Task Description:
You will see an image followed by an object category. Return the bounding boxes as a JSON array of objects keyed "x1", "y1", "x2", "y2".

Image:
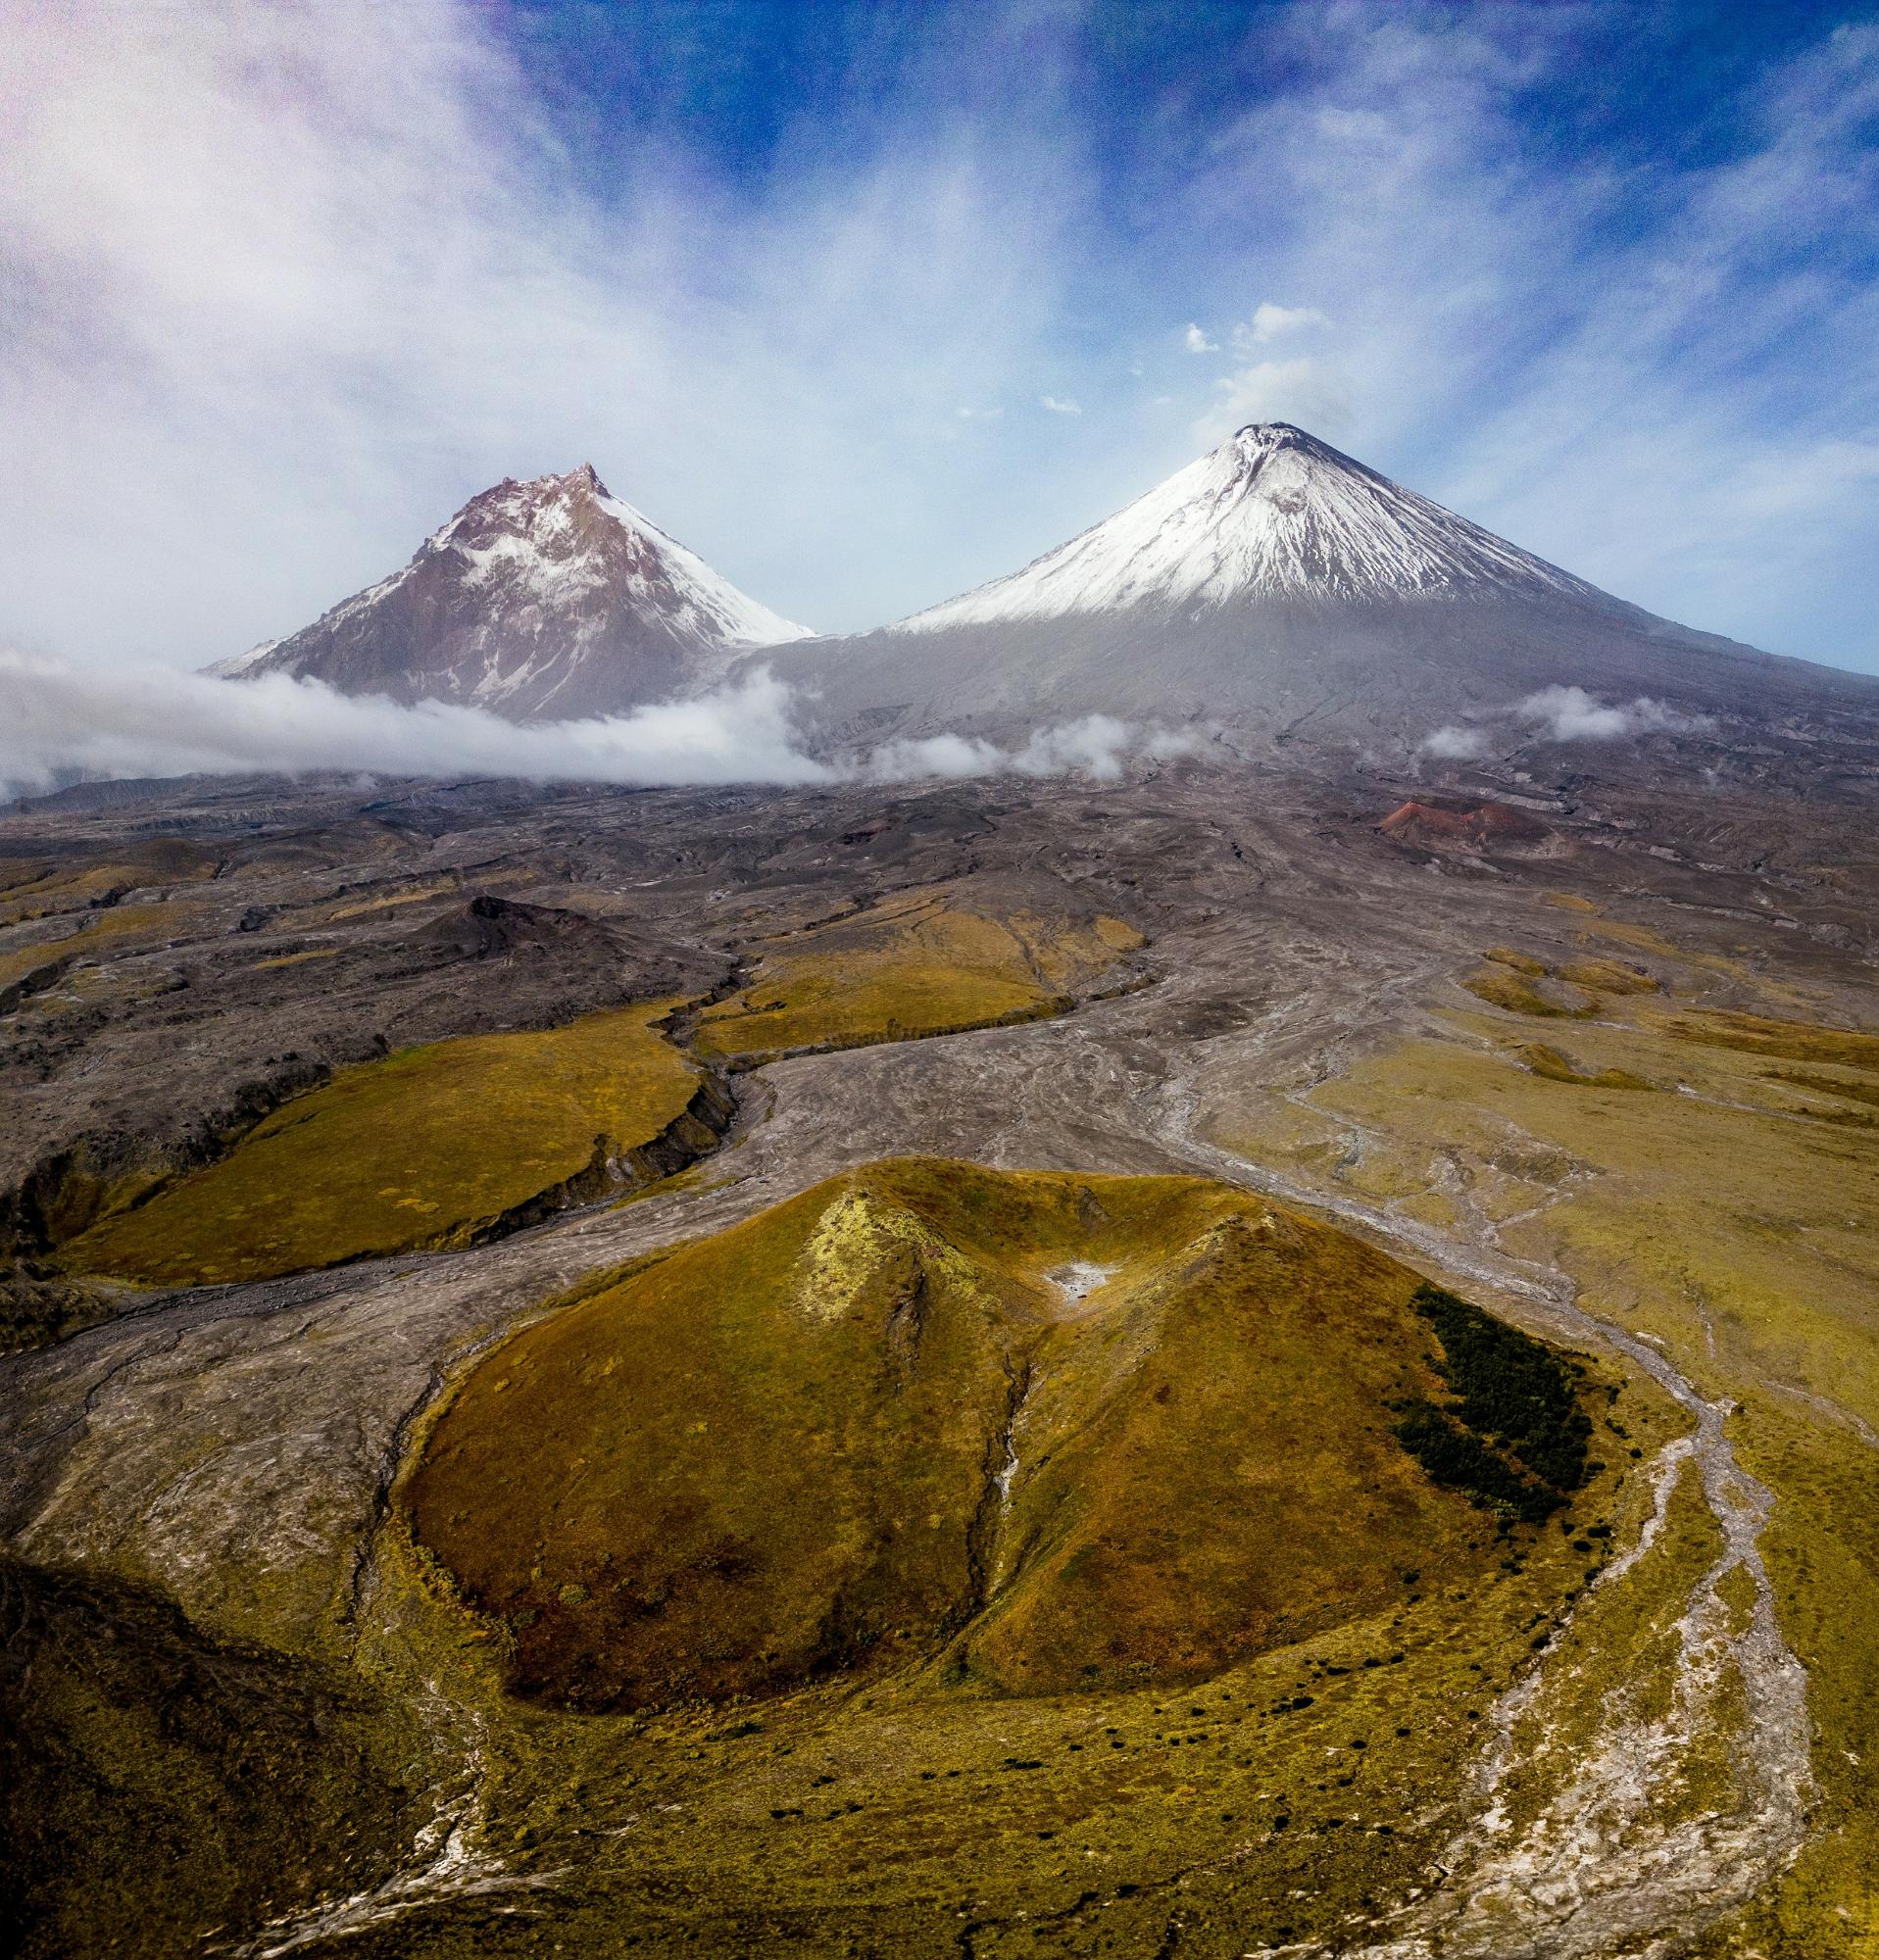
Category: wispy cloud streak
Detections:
[{"x1": 0, "y1": 655, "x2": 1205, "y2": 801}]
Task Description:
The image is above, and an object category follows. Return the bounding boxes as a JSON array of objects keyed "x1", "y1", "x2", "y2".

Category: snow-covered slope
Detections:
[
  {"x1": 761, "y1": 421, "x2": 1876, "y2": 749},
  {"x1": 895, "y1": 423, "x2": 1595, "y2": 629},
  {"x1": 209, "y1": 466, "x2": 809, "y2": 720}
]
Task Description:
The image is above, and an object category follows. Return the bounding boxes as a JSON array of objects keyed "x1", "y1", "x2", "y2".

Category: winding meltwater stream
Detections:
[
  {"x1": 171, "y1": 892, "x2": 1820, "y2": 1960},
  {"x1": 1149, "y1": 1069, "x2": 1816, "y2": 1960}
]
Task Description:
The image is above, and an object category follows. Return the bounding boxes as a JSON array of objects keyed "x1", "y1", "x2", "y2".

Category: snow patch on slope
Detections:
[
  {"x1": 203, "y1": 640, "x2": 284, "y2": 679},
  {"x1": 893, "y1": 423, "x2": 1597, "y2": 630},
  {"x1": 597, "y1": 489, "x2": 810, "y2": 649},
  {"x1": 426, "y1": 470, "x2": 811, "y2": 648}
]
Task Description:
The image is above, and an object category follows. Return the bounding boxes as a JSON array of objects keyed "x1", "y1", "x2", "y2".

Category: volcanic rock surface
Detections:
[
  {"x1": 2, "y1": 751, "x2": 1876, "y2": 1958},
  {"x1": 1378, "y1": 797, "x2": 1560, "y2": 857}
]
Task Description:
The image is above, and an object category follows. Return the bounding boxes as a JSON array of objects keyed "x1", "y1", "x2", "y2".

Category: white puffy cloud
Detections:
[
  {"x1": 864, "y1": 714, "x2": 1216, "y2": 783},
  {"x1": 864, "y1": 732, "x2": 1007, "y2": 780},
  {"x1": 1421, "y1": 723, "x2": 1492, "y2": 760},
  {"x1": 0, "y1": 657, "x2": 834, "y2": 798},
  {"x1": 1183, "y1": 322, "x2": 1219, "y2": 353},
  {"x1": 1141, "y1": 722, "x2": 1223, "y2": 761},
  {"x1": 1420, "y1": 685, "x2": 1721, "y2": 756},
  {"x1": 1515, "y1": 685, "x2": 1714, "y2": 742},
  {"x1": 1039, "y1": 395, "x2": 1083, "y2": 416},
  {"x1": 1010, "y1": 714, "x2": 1134, "y2": 778}
]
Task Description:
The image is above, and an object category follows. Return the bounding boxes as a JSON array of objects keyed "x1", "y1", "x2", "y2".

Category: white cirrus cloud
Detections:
[
  {"x1": 0, "y1": 0, "x2": 1098, "y2": 655},
  {"x1": 1159, "y1": 11, "x2": 1879, "y2": 669},
  {"x1": 3, "y1": 4, "x2": 1875, "y2": 675},
  {"x1": 1198, "y1": 357, "x2": 1350, "y2": 441}
]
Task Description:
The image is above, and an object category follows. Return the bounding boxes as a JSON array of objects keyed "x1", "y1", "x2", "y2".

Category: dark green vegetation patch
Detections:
[{"x1": 1391, "y1": 1283, "x2": 1593, "y2": 1523}]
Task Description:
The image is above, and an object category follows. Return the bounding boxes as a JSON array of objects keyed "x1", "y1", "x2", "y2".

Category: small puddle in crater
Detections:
[{"x1": 1044, "y1": 1260, "x2": 1118, "y2": 1306}]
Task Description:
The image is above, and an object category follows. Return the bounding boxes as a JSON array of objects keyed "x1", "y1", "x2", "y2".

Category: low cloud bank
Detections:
[
  {"x1": 1420, "y1": 722, "x2": 1493, "y2": 760},
  {"x1": 867, "y1": 716, "x2": 1210, "y2": 783},
  {"x1": 0, "y1": 654, "x2": 1209, "y2": 802},
  {"x1": 2, "y1": 657, "x2": 831, "y2": 795},
  {"x1": 1516, "y1": 685, "x2": 1713, "y2": 742},
  {"x1": 1422, "y1": 683, "x2": 1716, "y2": 759}
]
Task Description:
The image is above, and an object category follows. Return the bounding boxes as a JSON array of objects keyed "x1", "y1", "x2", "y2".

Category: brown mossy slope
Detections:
[
  {"x1": 406, "y1": 1159, "x2": 1587, "y2": 1713},
  {"x1": 1517, "y1": 1042, "x2": 1652, "y2": 1091},
  {"x1": 693, "y1": 887, "x2": 1141, "y2": 1060},
  {"x1": 1665, "y1": 1005, "x2": 1879, "y2": 1070},
  {"x1": 0, "y1": 1559, "x2": 422, "y2": 1960},
  {"x1": 0, "y1": 899, "x2": 202, "y2": 1004},
  {"x1": 0, "y1": 838, "x2": 223, "y2": 926},
  {"x1": 1464, "y1": 945, "x2": 1660, "y2": 1022},
  {"x1": 58, "y1": 1002, "x2": 704, "y2": 1288}
]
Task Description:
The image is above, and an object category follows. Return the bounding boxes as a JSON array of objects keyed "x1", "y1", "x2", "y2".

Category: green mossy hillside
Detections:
[
  {"x1": 694, "y1": 889, "x2": 1140, "y2": 1060},
  {"x1": 59, "y1": 1003, "x2": 703, "y2": 1287},
  {"x1": 406, "y1": 1159, "x2": 1595, "y2": 1714},
  {"x1": 1517, "y1": 1042, "x2": 1652, "y2": 1091}
]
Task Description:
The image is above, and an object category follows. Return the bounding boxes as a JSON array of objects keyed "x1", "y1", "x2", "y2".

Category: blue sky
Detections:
[{"x1": 4, "y1": 0, "x2": 1877, "y2": 670}]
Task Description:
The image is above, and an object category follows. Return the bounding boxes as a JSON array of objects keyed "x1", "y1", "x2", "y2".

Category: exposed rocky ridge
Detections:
[{"x1": 208, "y1": 465, "x2": 809, "y2": 719}]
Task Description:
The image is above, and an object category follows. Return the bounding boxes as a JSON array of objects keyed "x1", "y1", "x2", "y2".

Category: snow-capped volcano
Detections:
[
  {"x1": 759, "y1": 422, "x2": 1876, "y2": 748},
  {"x1": 210, "y1": 466, "x2": 810, "y2": 720},
  {"x1": 895, "y1": 423, "x2": 1594, "y2": 629}
]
